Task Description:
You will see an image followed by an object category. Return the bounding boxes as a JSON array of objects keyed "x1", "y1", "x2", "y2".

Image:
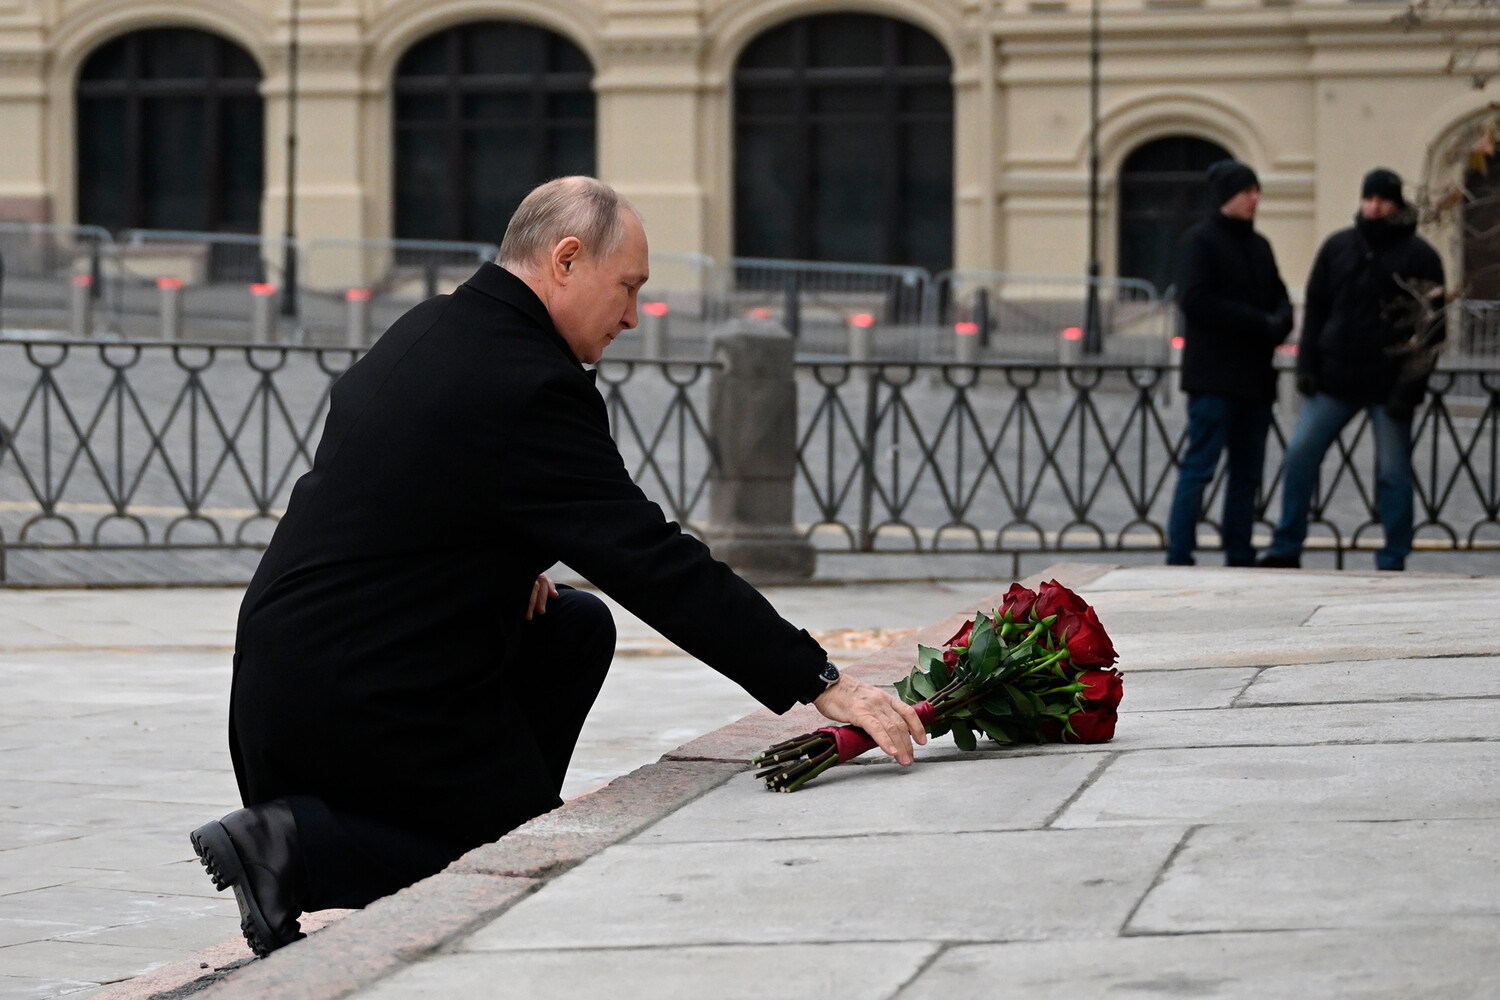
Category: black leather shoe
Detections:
[
  {"x1": 1256, "y1": 552, "x2": 1301, "y2": 569},
  {"x1": 191, "y1": 800, "x2": 308, "y2": 957}
]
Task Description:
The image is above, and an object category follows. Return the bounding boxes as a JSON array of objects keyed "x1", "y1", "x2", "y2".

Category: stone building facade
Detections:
[{"x1": 0, "y1": 0, "x2": 1493, "y2": 296}]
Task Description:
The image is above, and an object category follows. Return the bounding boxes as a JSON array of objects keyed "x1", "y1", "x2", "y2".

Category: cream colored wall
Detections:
[{"x1": 0, "y1": 0, "x2": 1494, "y2": 294}]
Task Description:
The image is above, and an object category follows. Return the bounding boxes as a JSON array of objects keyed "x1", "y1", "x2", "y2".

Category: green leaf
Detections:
[
  {"x1": 1006, "y1": 683, "x2": 1035, "y2": 717},
  {"x1": 951, "y1": 724, "x2": 978, "y2": 752},
  {"x1": 929, "y1": 658, "x2": 952, "y2": 689},
  {"x1": 1027, "y1": 691, "x2": 1048, "y2": 716},
  {"x1": 975, "y1": 718, "x2": 1013, "y2": 744},
  {"x1": 916, "y1": 645, "x2": 944, "y2": 673},
  {"x1": 980, "y1": 694, "x2": 1013, "y2": 715},
  {"x1": 910, "y1": 669, "x2": 938, "y2": 699},
  {"x1": 966, "y1": 614, "x2": 1003, "y2": 675},
  {"x1": 927, "y1": 722, "x2": 951, "y2": 739},
  {"x1": 893, "y1": 677, "x2": 913, "y2": 703}
]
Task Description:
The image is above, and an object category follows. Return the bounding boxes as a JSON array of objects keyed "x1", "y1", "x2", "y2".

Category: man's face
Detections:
[
  {"x1": 550, "y1": 212, "x2": 650, "y2": 365},
  {"x1": 1361, "y1": 195, "x2": 1399, "y2": 221},
  {"x1": 1220, "y1": 186, "x2": 1260, "y2": 221}
]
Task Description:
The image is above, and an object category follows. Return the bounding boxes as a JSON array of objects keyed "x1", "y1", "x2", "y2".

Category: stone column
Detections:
[{"x1": 704, "y1": 320, "x2": 815, "y2": 582}]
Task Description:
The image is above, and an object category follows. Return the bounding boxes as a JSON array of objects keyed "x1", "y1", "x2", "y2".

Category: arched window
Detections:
[
  {"x1": 393, "y1": 22, "x2": 594, "y2": 244},
  {"x1": 734, "y1": 14, "x2": 953, "y2": 271},
  {"x1": 77, "y1": 28, "x2": 263, "y2": 233},
  {"x1": 1117, "y1": 136, "x2": 1231, "y2": 295}
]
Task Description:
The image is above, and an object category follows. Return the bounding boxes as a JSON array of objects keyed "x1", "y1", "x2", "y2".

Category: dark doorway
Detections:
[
  {"x1": 733, "y1": 13, "x2": 953, "y2": 272},
  {"x1": 393, "y1": 22, "x2": 595, "y2": 245},
  {"x1": 1117, "y1": 136, "x2": 1232, "y2": 295}
]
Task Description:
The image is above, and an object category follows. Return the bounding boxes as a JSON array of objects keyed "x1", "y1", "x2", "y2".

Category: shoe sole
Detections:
[{"x1": 190, "y1": 820, "x2": 295, "y2": 958}]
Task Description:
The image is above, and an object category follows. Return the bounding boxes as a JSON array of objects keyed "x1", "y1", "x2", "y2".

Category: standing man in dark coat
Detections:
[
  {"x1": 189, "y1": 177, "x2": 926, "y2": 957},
  {"x1": 1166, "y1": 159, "x2": 1295, "y2": 566},
  {"x1": 1258, "y1": 168, "x2": 1445, "y2": 571}
]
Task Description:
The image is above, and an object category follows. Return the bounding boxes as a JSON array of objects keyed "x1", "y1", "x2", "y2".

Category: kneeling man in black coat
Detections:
[{"x1": 189, "y1": 176, "x2": 926, "y2": 957}]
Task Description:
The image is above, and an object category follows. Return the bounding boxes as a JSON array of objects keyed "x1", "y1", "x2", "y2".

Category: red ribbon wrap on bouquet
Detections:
[{"x1": 817, "y1": 700, "x2": 937, "y2": 762}]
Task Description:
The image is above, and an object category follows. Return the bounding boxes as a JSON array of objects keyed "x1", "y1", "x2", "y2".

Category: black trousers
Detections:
[{"x1": 280, "y1": 586, "x2": 615, "y2": 911}]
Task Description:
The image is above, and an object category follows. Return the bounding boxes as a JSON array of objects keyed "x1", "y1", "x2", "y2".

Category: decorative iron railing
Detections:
[{"x1": 2, "y1": 335, "x2": 1498, "y2": 583}]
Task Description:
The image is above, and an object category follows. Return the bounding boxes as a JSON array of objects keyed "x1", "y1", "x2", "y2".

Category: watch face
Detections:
[{"x1": 820, "y1": 663, "x2": 840, "y2": 685}]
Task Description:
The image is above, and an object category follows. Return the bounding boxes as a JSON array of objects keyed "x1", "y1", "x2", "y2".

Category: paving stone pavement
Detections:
[
  {"x1": 6, "y1": 563, "x2": 1500, "y2": 999},
  {"x1": 0, "y1": 576, "x2": 1005, "y2": 999}
]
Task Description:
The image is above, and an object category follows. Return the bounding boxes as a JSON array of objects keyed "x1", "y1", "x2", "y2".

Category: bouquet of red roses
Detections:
[{"x1": 754, "y1": 580, "x2": 1122, "y2": 792}]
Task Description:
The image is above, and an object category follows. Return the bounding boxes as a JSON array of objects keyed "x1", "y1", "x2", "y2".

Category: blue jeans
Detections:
[
  {"x1": 1167, "y1": 394, "x2": 1273, "y2": 566},
  {"x1": 1265, "y1": 393, "x2": 1414, "y2": 570}
]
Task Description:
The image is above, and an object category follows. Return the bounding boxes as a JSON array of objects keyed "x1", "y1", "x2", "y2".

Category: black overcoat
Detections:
[
  {"x1": 1175, "y1": 212, "x2": 1293, "y2": 401},
  {"x1": 230, "y1": 263, "x2": 826, "y2": 845}
]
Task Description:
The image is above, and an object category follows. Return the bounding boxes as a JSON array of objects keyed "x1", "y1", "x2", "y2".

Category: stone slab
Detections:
[
  {"x1": 899, "y1": 923, "x2": 1500, "y2": 1000},
  {"x1": 350, "y1": 943, "x2": 940, "y2": 1000},
  {"x1": 1123, "y1": 666, "x2": 1259, "y2": 711},
  {"x1": 1241, "y1": 654, "x2": 1500, "y2": 704},
  {"x1": 1128, "y1": 820, "x2": 1500, "y2": 933},
  {"x1": 1114, "y1": 697, "x2": 1500, "y2": 749},
  {"x1": 465, "y1": 826, "x2": 1184, "y2": 950},
  {"x1": 637, "y1": 752, "x2": 1105, "y2": 843},
  {"x1": 1057, "y1": 743, "x2": 1500, "y2": 827}
]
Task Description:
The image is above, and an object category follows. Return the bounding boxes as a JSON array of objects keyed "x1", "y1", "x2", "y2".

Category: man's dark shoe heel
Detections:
[
  {"x1": 190, "y1": 803, "x2": 307, "y2": 958},
  {"x1": 1255, "y1": 553, "x2": 1301, "y2": 569}
]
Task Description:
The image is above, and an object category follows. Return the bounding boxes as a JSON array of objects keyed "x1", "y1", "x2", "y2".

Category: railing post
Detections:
[
  {"x1": 782, "y1": 272, "x2": 800, "y2": 339},
  {"x1": 70, "y1": 273, "x2": 93, "y2": 338},
  {"x1": 974, "y1": 287, "x2": 991, "y2": 347},
  {"x1": 345, "y1": 287, "x2": 371, "y2": 347},
  {"x1": 157, "y1": 277, "x2": 183, "y2": 341},
  {"x1": 250, "y1": 283, "x2": 277, "y2": 344},
  {"x1": 641, "y1": 301, "x2": 668, "y2": 358},
  {"x1": 705, "y1": 318, "x2": 815, "y2": 582},
  {"x1": 847, "y1": 312, "x2": 874, "y2": 362}
]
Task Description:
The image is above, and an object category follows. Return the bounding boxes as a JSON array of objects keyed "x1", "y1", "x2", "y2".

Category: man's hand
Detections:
[
  {"x1": 526, "y1": 573, "x2": 558, "y2": 621},
  {"x1": 813, "y1": 676, "x2": 928, "y2": 765}
]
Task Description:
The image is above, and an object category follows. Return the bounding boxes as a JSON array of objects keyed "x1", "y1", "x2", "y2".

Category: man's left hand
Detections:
[{"x1": 813, "y1": 676, "x2": 927, "y2": 765}]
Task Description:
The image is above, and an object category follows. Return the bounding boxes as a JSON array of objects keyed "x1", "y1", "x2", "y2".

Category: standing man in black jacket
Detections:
[
  {"x1": 1258, "y1": 168, "x2": 1445, "y2": 571},
  {"x1": 1166, "y1": 159, "x2": 1294, "y2": 566},
  {"x1": 189, "y1": 177, "x2": 927, "y2": 958}
]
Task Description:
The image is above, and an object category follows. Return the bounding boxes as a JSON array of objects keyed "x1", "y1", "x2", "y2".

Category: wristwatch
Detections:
[{"x1": 799, "y1": 660, "x2": 841, "y2": 704}]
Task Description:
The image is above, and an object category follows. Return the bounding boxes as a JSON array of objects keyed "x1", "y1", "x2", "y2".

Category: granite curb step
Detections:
[{"x1": 86, "y1": 563, "x2": 1117, "y2": 1000}]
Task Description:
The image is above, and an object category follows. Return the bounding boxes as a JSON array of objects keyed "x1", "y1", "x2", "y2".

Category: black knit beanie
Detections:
[
  {"x1": 1361, "y1": 167, "x2": 1406, "y2": 208},
  {"x1": 1206, "y1": 159, "x2": 1259, "y2": 208}
]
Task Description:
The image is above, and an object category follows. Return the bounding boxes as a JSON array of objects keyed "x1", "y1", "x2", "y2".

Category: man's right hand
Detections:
[{"x1": 813, "y1": 676, "x2": 927, "y2": 765}]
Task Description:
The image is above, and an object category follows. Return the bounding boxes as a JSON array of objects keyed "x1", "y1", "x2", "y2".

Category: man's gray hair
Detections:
[{"x1": 497, "y1": 176, "x2": 637, "y2": 272}]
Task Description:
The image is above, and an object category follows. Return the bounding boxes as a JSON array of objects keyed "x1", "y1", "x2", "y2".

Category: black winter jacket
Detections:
[
  {"x1": 1297, "y1": 209, "x2": 1445, "y2": 409},
  {"x1": 1176, "y1": 212, "x2": 1294, "y2": 401}
]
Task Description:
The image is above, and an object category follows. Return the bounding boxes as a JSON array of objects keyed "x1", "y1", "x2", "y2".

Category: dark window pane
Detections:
[
  {"x1": 813, "y1": 88, "x2": 883, "y2": 116},
  {"x1": 738, "y1": 25, "x2": 796, "y2": 70},
  {"x1": 221, "y1": 95, "x2": 263, "y2": 230},
  {"x1": 395, "y1": 128, "x2": 451, "y2": 240},
  {"x1": 398, "y1": 35, "x2": 449, "y2": 78},
  {"x1": 397, "y1": 94, "x2": 448, "y2": 122},
  {"x1": 220, "y1": 41, "x2": 261, "y2": 80},
  {"x1": 809, "y1": 15, "x2": 885, "y2": 68},
  {"x1": 732, "y1": 13, "x2": 952, "y2": 269},
  {"x1": 464, "y1": 22, "x2": 538, "y2": 76},
  {"x1": 735, "y1": 123, "x2": 796, "y2": 258},
  {"x1": 140, "y1": 30, "x2": 209, "y2": 80},
  {"x1": 77, "y1": 99, "x2": 128, "y2": 230},
  {"x1": 547, "y1": 91, "x2": 593, "y2": 121},
  {"x1": 141, "y1": 97, "x2": 207, "y2": 229},
  {"x1": 551, "y1": 125, "x2": 594, "y2": 178},
  {"x1": 550, "y1": 37, "x2": 592, "y2": 74},
  {"x1": 901, "y1": 28, "x2": 950, "y2": 68},
  {"x1": 463, "y1": 93, "x2": 530, "y2": 121},
  {"x1": 812, "y1": 122, "x2": 882, "y2": 262},
  {"x1": 394, "y1": 22, "x2": 595, "y2": 242},
  {"x1": 80, "y1": 37, "x2": 129, "y2": 81}
]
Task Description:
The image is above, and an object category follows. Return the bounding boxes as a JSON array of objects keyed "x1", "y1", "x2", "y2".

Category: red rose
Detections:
[
  {"x1": 1054, "y1": 605, "x2": 1118, "y2": 668},
  {"x1": 996, "y1": 583, "x2": 1038, "y2": 623},
  {"x1": 944, "y1": 618, "x2": 975, "y2": 649},
  {"x1": 1034, "y1": 580, "x2": 1089, "y2": 620},
  {"x1": 1077, "y1": 668, "x2": 1124, "y2": 711},
  {"x1": 1065, "y1": 707, "x2": 1117, "y2": 743}
]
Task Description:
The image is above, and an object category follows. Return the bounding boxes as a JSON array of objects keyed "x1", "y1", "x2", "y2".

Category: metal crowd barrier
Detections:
[{"x1": 3, "y1": 334, "x2": 1498, "y2": 583}]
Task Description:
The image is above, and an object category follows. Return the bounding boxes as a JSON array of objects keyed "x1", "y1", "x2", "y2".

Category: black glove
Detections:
[{"x1": 1295, "y1": 370, "x2": 1319, "y2": 397}]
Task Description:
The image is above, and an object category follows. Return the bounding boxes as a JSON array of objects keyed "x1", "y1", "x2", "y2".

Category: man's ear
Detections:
[{"x1": 551, "y1": 237, "x2": 583, "y2": 282}]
